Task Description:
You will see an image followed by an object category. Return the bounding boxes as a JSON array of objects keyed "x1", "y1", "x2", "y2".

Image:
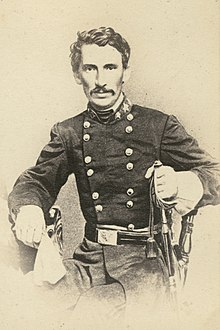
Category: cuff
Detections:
[{"x1": 174, "y1": 171, "x2": 203, "y2": 215}]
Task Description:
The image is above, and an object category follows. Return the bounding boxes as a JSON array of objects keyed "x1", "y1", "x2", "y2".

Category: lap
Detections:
[
  {"x1": 9, "y1": 238, "x2": 171, "y2": 328},
  {"x1": 50, "y1": 239, "x2": 169, "y2": 311}
]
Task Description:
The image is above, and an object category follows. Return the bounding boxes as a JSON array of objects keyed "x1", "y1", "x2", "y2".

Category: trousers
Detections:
[
  {"x1": 11, "y1": 232, "x2": 173, "y2": 329},
  {"x1": 38, "y1": 237, "x2": 170, "y2": 329}
]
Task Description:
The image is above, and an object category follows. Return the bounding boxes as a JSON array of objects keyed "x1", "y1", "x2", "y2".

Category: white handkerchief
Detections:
[{"x1": 33, "y1": 233, "x2": 66, "y2": 285}]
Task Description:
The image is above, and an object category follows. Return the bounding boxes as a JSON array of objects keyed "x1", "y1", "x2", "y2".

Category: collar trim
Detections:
[{"x1": 87, "y1": 96, "x2": 132, "y2": 124}]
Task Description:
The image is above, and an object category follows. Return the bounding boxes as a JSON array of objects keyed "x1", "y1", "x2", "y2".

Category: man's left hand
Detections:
[
  {"x1": 146, "y1": 164, "x2": 178, "y2": 201},
  {"x1": 155, "y1": 166, "x2": 178, "y2": 200}
]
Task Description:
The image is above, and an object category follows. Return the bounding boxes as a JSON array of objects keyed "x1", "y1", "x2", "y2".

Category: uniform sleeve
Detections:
[
  {"x1": 160, "y1": 115, "x2": 220, "y2": 208},
  {"x1": 8, "y1": 123, "x2": 71, "y2": 219}
]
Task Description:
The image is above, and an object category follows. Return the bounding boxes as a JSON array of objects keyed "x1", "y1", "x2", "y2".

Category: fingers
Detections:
[
  {"x1": 14, "y1": 205, "x2": 45, "y2": 248},
  {"x1": 14, "y1": 222, "x2": 44, "y2": 248},
  {"x1": 26, "y1": 227, "x2": 36, "y2": 246},
  {"x1": 155, "y1": 166, "x2": 178, "y2": 200},
  {"x1": 33, "y1": 225, "x2": 44, "y2": 244},
  {"x1": 145, "y1": 163, "x2": 155, "y2": 179},
  {"x1": 145, "y1": 160, "x2": 163, "y2": 179}
]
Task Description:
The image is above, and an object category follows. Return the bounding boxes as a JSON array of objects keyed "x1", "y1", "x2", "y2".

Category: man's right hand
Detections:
[{"x1": 13, "y1": 205, "x2": 46, "y2": 248}]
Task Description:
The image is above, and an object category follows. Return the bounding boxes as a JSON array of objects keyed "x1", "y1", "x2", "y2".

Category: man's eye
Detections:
[
  {"x1": 106, "y1": 65, "x2": 117, "y2": 71},
  {"x1": 84, "y1": 66, "x2": 95, "y2": 72}
]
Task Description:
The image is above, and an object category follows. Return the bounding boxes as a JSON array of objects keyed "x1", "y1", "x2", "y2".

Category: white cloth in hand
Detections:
[{"x1": 33, "y1": 232, "x2": 66, "y2": 285}]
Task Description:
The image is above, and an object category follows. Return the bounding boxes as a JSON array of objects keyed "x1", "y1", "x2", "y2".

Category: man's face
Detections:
[{"x1": 74, "y1": 44, "x2": 130, "y2": 110}]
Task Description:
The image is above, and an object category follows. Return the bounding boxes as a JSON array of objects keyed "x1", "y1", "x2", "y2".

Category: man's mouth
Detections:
[{"x1": 91, "y1": 88, "x2": 114, "y2": 98}]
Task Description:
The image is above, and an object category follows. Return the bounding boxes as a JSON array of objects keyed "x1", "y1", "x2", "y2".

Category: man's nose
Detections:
[{"x1": 95, "y1": 70, "x2": 106, "y2": 87}]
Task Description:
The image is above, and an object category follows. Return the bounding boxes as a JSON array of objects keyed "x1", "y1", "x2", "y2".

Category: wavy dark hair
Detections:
[{"x1": 70, "y1": 27, "x2": 130, "y2": 73}]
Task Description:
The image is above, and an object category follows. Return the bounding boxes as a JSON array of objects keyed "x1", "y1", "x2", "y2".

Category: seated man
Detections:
[{"x1": 8, "y1": 27, "x2": 220, "y2": 325}]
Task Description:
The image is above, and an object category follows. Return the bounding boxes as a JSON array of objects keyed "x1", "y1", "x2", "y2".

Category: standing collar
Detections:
[{"x1": 87, "y1": 94, "x2": 133, "y2": 124}]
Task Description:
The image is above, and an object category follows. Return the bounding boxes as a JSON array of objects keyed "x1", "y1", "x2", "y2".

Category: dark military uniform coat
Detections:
[{"x1": 8, "y1": 98, "x2": 220, "y2": 319}]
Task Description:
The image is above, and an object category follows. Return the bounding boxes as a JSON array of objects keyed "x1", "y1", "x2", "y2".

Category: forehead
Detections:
[{"x1": 80, "y1": 44, "x2": 122, "y2": 65}]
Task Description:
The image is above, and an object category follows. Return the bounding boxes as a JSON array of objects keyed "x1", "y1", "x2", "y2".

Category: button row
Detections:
[
  {"x1": 85, "y1": 149, "x2": 133, "y2": 165},
  {"x1": 84, "y1": 127, "x2": 133, "y2": 139},
  {"x1": 91, "y1": 186, "x2": 135, "y2": 211},
  {"x1": 87, "y1": 163, "x2": 134, "y2": 176},
  {"x1": 94, "y1": 201, "x2": 134, "y2": 213},
  {"x1": 92, "y1": 187, "x2": 134, "y2": 200},
  {"x1": 92, "y1": 187, "x2": 135, "y2": 212},
  {"x1": 92, "y1": 189, "x2": 134, "y2": 200},
  {"x1": 84, "y1": 112, "x2": 133, "y2": 126}
]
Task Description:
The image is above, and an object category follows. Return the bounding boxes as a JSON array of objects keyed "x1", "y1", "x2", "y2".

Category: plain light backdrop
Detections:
[
  {"x1": 1, "y1": 0, "x2": 219, "y2": 188},
  {"x1": 0, "y1": 1, "x2": 219, "y2": 329}
]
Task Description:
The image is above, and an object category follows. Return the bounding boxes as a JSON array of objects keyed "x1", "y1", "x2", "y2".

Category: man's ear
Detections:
[
  {"x1": 122, "y1": 66, "x2": 131, "y2": 84},
  {"x1": 74, "y1": 71, "x2": 82, "y2": 85}
]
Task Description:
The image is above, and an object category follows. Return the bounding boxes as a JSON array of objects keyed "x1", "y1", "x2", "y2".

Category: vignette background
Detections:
[{"x1": 0, "y1": 1, "x2": 219, "y2": 329}]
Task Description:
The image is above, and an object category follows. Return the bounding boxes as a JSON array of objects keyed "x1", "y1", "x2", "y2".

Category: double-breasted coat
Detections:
[{"x1": 8, "y1": 98, "x2": 220, "y2": 319}]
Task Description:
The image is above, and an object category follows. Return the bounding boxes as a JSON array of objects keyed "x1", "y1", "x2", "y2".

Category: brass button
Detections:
[
  {"x1": 125, "y1": 126, "x2": 133, "y2": 134},
  {"x1": 125, "y1": 148, "x2": 133, "y2": 156},
  {"x1": 126, "y1": 162, "x2": 134, "y2": 171},
  {"x1": 127, "y1": 113, "x2": 134, "y2": 121},
  {"x1": 85, "y1": 156, "x2": 92, "y2": 164},
  {"x1": 126, "y1": 201, "x2": 134, "y2": 208},
  {"x1": 127, "y1": 188, "x2": 134, "y2": 196},
  {"x1": 87, "y1": 169, "x2": 94, "y2": 177},
  {"x1": 128, "y1": 223, "x2": 135, "y2": 230},
  {"x1": 92, "y1": 192, "x2": 99, "y2": 200},
  {"x1": 83, "y1": 134, "x2": 90, "y2": 142},
  {"x1": 95, "y1": 204, "x2": 103, "y2": 212},
  {"x1": 83, "y1": 121, "x2": 91, "y2": 128}
]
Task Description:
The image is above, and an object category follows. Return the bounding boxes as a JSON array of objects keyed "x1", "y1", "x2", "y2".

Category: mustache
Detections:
[{"x1": 90, "y1": 86, "x2": 115, "y2": 95}]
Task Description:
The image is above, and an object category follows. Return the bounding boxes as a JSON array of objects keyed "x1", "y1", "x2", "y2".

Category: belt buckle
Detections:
[{"x1": 97, "y1": 229, "x2": 118, "y2": 245}]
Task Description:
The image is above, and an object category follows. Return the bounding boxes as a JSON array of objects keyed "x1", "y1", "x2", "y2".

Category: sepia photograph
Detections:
[{"x1": 1, "y1": 1, "x2": 219, "y2": 329}]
